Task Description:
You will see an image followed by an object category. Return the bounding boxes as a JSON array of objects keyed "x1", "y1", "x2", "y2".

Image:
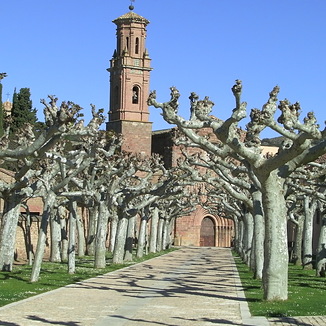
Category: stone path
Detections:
[{"x1": 0, "y1": 247, "x2": 325, "y2": 326}]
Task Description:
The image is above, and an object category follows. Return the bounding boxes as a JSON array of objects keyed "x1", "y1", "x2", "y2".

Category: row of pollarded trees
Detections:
[
  {"x1": 148, "y1": 80, "x2": 326, "y2": 301},
  {"x1": 0, "y1": 95, "x2": 197, "y2": 282}
]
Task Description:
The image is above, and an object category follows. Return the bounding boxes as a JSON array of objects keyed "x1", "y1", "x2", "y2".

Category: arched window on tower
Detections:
[
  {"x1": 126, "y1": 37, "x2": 129, "y2": 51},
  {"x1": 132, "y1": 86, "x2": 139, "y2": 104},
  {"x1": 135, "y1": 37, "x2": 139, "y2": 54}
]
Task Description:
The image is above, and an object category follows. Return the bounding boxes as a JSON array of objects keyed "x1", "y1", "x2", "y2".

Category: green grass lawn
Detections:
[
  {"x1": 234, "y1": 254, "x2": 326, "y2": 317},
  {"x1": 0, "y1": 249, "x2": 175, "y2": 307}
]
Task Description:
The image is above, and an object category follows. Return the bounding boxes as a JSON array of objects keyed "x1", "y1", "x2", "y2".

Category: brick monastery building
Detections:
[{"x1": 106, "y1": 7, "x2": 234, "y2": 247}]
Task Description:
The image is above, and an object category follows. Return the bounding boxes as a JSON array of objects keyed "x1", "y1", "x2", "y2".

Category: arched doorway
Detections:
[{"x1": 200, "y1": 217, "x2": 215, "y2": 247}]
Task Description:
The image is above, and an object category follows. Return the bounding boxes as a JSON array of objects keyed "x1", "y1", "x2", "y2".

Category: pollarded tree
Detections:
[
  {"x1": 148, "y1": 81, "x2": 326, "y2": 301},
  {"x1": 0, "y1": 95, "x2": 84, "y2": 272},
  {"x1": 286, "y1": 161, "x2": 326, "y2": 273},
  {"x1": 29, "y1": 104, "x2": 107, "y2": 281}
]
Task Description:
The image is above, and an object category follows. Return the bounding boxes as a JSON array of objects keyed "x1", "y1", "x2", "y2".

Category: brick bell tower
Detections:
[{"x1": 106, "y1": 5, "x2": 153, "y2": 156}]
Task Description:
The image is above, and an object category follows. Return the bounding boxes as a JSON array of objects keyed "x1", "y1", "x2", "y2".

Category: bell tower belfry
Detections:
[{"x1": 106, "y1": 6, "x2": 152, "y2": 156}]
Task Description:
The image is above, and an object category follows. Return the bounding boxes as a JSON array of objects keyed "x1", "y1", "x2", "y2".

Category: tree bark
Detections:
[
  {"x1": 76, "y1": 208, "x2": 86, "y2": 257},
  {"x1": 30, "y1": 191, "x2": 56, "y2": 282},
  {"x1": 124, "y1": 215, "x2": 136, "y2": 262},
  {"x1": 86, "y1": 205, "x2": 98, "y2": 256},
  {"x1": 162, "y1": 218, "x2": 172, "y2": 250},
  {"x1": 136, "y1": 214, "x2": 148, "y2": 258},
  {"x1": 60, "y1": 217, "x2": 68, "y2": 261},
  {"x1": 0, "y1": 194, "x2": 22, "y2": 271},
  {"x1": 50, "y1": 207, "x2": 62, "y2": 262},
  {"x1": 108, "y1": 211, "x2": 118, "y2": 253},
  {"x1": 94, "y1": 201, "x2": 109, "y2": 268},
  {"x1": 149, "y1": 207, "x2": 159, "y2": 253},
  {"x1": 112, "y1": 214, "x2": 128, "y2": 264},
  {"x1": 236, "y1": 217, "x2": 244, "y2": 257},
  {"x1": 25, "y1": 212, "x2": 33, "y2": 266},
  {"x1": 261, "y1": 171, "x2": 288, "y2": 301},
  {"x1": 292, "y1": 216, "x2": 304, "y2": 266},
  {"x1": 156, "y1": 215, "x2": 164, "y2": 252},
  {"x1": 252, "y1": 190, "x2": 264, "y2": 279},
  {"x1": 242, "y1": 210, "x2": 253, "y2": 266},
  {"x1": 67, "y1": 201, "x2": 77, "y2": 274},
  {"x1": 302, "y1": 197, "x2": 316, "y2": 269},
  {"x1": 316, "y1": 210, "x2": 326, "y2": 276}
]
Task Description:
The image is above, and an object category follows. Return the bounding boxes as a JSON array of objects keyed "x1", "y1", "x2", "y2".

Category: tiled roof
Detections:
[{"x1": 113, "y1": 11, "x2": 150, "y2": 25}]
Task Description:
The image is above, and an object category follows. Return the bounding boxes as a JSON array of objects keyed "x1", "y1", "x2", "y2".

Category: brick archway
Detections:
[
  {"x1": 215, "y1": 216, "x2": 234, "y2": 247},
  {"x1": 200, "y1": 217, "x2": 215, "y2": 247}
]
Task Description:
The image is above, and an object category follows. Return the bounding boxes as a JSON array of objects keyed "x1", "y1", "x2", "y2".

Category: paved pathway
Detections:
[{"x1": 0, "y1": 247, "x2": 325, "y2": 326}]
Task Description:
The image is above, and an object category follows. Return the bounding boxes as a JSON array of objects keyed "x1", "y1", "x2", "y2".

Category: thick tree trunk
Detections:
[
  {"x1": 60, "y1": 217, "x2": 68, "y2": 261},
  {"x1": 302, "y1": 197, "x2": 316, "y2": 269},
  {"x1": 162, "y1": 218, "x2": 172, "y2": 250},
  {"x1": 25, "y1": 213, "x2": 33, "y2": 265},
  {"x1": 30, "y1": 191, "x2": 56, "y2": 282},
  {"x1": 108, "y1": 212, "x2": 118, "y2": 253},
  {"x1": 94, "y1": 201, "x2": 109, "y2": 268},
  {"x1": 136, "y1": 214, "x2": 148, "y2": 258},
  {"x1": 76, "y1": 209, "x2": 86, "y2": 257},
  {"x1": 156, "y1": 215, "x2": 164, "y2": 252},
  {"x1": 68, "y1": 201, "x2": 77, "y2": 274},
  {"x1": 242, "y1": 210, "x2": 253, "y2": 266},
  {"x1": 316, "y1": 211, "x2": 326, "y2": 276},
  {"x1": 112, "y1": 214, "x2": 128, "y2": 264},
  {"x1": 50, "y1": 207, "x2": 62, "y2": 262},
  {"x1": 86, "y1": 205, "x2": 98, "y2": 256},
  {"x1": 252, "y1": 190, "x2": 264, "y2": 279},
  {"x1": 261, "y1": 171, "x2": 288, "y2": 301},
  {"x1": 0, "y1": 195, "x2": 22, "y2": 271},
  {"x1": 292, "y1": 216, "x2": 304, "y2": 266},
  {"x1": 149, "y1": 207, "x2": 159, "y2": 253},
  {"x1": 236, "y1": 218, "x2": 244, "y2": 256},
  {"x1": 124, "y1": 215, "x2": 136, "y2": 262},
  {"x1": 232, "y1": 216, "x2": 240, "y2": 253}
]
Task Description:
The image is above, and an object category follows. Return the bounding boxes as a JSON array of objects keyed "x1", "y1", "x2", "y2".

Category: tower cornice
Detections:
[{"x1": 113, "y1": 11, "x2": 150, "y2": 26}]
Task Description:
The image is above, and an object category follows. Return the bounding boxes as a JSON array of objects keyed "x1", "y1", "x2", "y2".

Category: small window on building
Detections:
[
  {"x1": 132, "y1": 86, "x2": 139, "y2": 104},
  {"x1": 126, "y1": 37, "x2": 129, "y2": 51},
  {"x1": 135, "y1": 37, "x2": 139, "y2": 54}
]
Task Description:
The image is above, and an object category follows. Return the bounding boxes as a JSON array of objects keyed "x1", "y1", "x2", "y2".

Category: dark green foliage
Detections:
[{"x1": 10, "y1": 88, "x2": 37, "y2": 135}]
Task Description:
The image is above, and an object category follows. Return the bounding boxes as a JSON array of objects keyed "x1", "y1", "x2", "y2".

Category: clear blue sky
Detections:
[{"x1": 2, "y1": 1, "x2": 325, "y2": 137}]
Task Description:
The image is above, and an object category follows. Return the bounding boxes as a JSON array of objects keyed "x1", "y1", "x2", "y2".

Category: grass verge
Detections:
[
  {"x1": 0, "y1": 248, "x2": 176, "y2": 308},
  {"x1": 233, "y1": 254, "x2": 326, "y2": 317}
]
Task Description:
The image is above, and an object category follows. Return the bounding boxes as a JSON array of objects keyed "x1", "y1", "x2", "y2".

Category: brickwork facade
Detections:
[
  {"x1": 107, "y1": 10, "x2": 152, "y2": 157},
  {"x1": 107, "y1": 120, "x2": 152, "y2": 155},
  {"x1": 152, "y1": 128, "x2": 235, "y2": 247}
]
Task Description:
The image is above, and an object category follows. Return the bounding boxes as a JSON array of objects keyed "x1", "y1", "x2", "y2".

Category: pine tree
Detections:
[{"x1": 10, "y1": 88, "x2": 37, "y2": 135}]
